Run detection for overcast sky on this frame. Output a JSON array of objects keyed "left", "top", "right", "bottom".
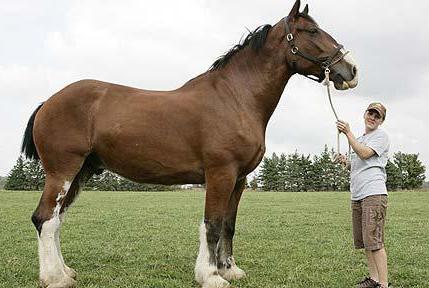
[{"left": 1, "top": 0, "right": 428, "bottom": 179}]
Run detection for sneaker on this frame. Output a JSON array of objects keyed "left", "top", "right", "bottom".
[{"left": 357, "top": 277, "right": 379, "bottom": 288}]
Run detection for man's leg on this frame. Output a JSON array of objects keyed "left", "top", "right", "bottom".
[
  {"left": 362, "top": 195, "right": 388, "bottom": 287},
  {"left": 365, "top": 249, "right": 379, "bottom": 282},
  {"left": 372, "top": 248, "right": 388, "bottom": 287}
]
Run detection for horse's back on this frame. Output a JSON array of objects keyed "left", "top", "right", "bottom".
[{"left": 33, "top": 78, "right": 263, "bottom": 183}]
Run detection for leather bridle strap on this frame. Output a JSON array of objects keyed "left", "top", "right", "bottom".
[
  {"left": 283, "top": 17, "right": 348, "bottom": 82},
  {"left": 283, "top": 17, "right": 352, "bottom": 159}
]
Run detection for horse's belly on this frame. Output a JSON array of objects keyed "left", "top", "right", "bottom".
[
  {"left": 116, "top": 160, "right": 205, "bottom": 185},
  {"left": 96, "top": 145, "right": 205, "bottom": 185},
  {"left": 130, "top": 169, "right": 205, "bottom": 185}
]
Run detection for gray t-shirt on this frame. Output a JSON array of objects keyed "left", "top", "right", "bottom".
[{"left": 350, "top": 128, "right": 390, "bottom": 201}]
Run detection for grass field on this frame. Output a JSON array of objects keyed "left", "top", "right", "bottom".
[{"left": 0, "top": 190, "right": 428, "bottom": 288}]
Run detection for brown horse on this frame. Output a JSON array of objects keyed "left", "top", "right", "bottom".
[{"left": 23, "top": 1, "right": 358, "bottom": 287}]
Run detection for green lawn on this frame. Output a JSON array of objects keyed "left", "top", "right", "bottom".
[{"left": 0, "top": 190, "right": 427, "bottom": 288}]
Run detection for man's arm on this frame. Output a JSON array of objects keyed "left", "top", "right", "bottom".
[{"left": 336, "top": 120, "right": 375, "bottom": 160}]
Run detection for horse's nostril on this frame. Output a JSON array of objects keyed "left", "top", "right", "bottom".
[{"left": 352, "top": 65, "right": 357, "bottom": 77}]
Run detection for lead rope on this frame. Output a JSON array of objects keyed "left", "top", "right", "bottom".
[{"left": 322, "top": 68, "right": 351, "bottom": 161}]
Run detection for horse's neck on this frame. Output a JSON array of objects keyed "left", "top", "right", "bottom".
[{"left": 218, "top": 49, "right": 293, "bottom": 127}]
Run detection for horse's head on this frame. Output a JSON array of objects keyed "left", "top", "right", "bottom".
[{"left": 284, "top": 0, "right": 358, "bottom": 90}]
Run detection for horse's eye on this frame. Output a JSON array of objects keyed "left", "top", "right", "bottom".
[{"left": 309, "top": 28, "right": 318, "bottom": 34}]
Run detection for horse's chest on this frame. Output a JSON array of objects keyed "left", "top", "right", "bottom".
[{"left": 240, "top": 143, "right": 265, "bottom": 175}]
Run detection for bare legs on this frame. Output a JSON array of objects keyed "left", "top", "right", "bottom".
[{"left": 366, "top": 248, "right": 388, "bottom": 287}]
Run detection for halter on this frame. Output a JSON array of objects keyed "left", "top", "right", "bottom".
[
  {"left": 283, "top": 16, "right": 349, "bottom": 83},
  {"left": 283, "top": 16, "right": 351, "bottom": 159}
]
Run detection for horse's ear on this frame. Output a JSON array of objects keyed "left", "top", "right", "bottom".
[
  {"left": 303, "top": 4, "right": 309, "bottom": 15},
  {"left": 288, "top": 0, "right": 301, "bottom": 19}
]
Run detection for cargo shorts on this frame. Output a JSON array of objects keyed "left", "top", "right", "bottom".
[{"left": 351, "top": 194, "right": 388, "bottom": 251}]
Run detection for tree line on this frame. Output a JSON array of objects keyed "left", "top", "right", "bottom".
[
  {"left": 3, "top": 146, "right": 426, "bottom": 192},
  {"left": 4, "top": 156, "right": 174, "bottom": 191},
  {"left": 251, "top": 146, "right": 426, "bottom": 192}
]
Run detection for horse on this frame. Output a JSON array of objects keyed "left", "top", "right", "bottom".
[{"left": 22, "top": 1, "right": 358, "bottom": 287}]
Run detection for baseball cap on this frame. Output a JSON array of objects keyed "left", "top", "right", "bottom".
[{"left": 366, "top": 102, "right": 386, "bottom": 120}]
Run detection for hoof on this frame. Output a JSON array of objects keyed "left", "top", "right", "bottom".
[
  {"left": 218, "top": 257, "right": 246, "bottom": 281},
  {"left": 40, "top": 276, "right": 77, "bottom": 288},
  {"left": 64, "top": 266, "right": 77, "bottom": 279},
  {"left": 202, "top": 274, "right": 230, "bottom": 288},
  {"left": 220, "top": 265, "right": 246, "bottom": 281}
]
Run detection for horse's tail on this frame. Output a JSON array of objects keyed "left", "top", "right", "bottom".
[{"left": 21, "top": 103, "right": 44, "bottom": 160}]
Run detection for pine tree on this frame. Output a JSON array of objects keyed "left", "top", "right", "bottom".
[
  {"left": 312, "top": 146, "right": 349, "bottom": 191},
  {"left": 285, "top": 152, "right": 302, "bottom": 191},
  {"left": 85, "top": 170, "right": 174, "bottom": 191},
  {"left": 277, "top": 152, "right": 314, "bottom": 192},
  {"left": 313, "top": 146, "right": 334, "bottom": 191},
  {"left": 26, "top": 159, "right": 45, "bottom": 190},
  {"left": 329, "top": 147, "right": 350, "bottom": 191},
  {"left": 299, "top": 154, "right": 314, "bottom": 191},
  {"left": 5, "top": 156, "right": 28, "bottom": 190},
  {"left": 258, "top": 153, "right": 280, "bottom": 191},
  {"left": 0, "top": 176, "right": 6, "bottom": 189},
  {"left": 249, "top": 173, "right": 258, "bottom": 190},
  {"left": 276, "top": 153, "right": 288, "bottom": 191}
]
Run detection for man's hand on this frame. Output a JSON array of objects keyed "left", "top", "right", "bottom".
[
  {"left": 334, "top": 153, "right": 347, "bottom": 165},
  {"left": 334, "top": 153, "right": 350, "bottom": 170},
  {"left": 336, "top": 120, "right": 351, "bottom": 135}
]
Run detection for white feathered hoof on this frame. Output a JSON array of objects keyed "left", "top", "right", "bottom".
[
  {"left": 40, "top": 276, "right": 77, "bottom": 288},
  {"left": 219, "top": 264, "right": 246, "bottom": 281},
  {"left": 64, "top": 266, "right": 77, "bottom": 279},
  {"left": 202, "top": 274, "right": 231, "bottom": 288}
]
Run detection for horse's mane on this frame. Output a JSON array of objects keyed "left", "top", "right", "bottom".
[{"left": 209, "top": 24, "right": 272, "bottom": 71}]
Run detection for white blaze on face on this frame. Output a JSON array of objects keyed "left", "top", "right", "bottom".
[{"left": 342, "top": 49, "right": 359, "bottom": 88}]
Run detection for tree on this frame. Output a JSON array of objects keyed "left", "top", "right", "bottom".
[
  {"left": 282, "top": 152, "right": 312, "bottom": 192},
  {"left": 5, "top": 156, "right": 28, "bottom": 190},
  {"left": 300, "top": 154, "right": 315, "bottom": 191},
  {"left": 4, "top": 156, "right": 175, "bottom": 192},
  {"left": 0, "top": 176, "right": 7, "bottom": 189},
  {"left": 393, "top": 152, "right": 426, "bottom": 189},
  {"left": 385, "top": 159, "right": 401, "bottom": 190},
  {"left": 85, "top": 170, "right": 174, "bottom": 191},
  {"left": 276, "top": 153, "right": 288, "bottom": 191},
  {"left": 26, "top": 159, "right": 45, "bottom": 190},
  {"left": 258, "top": 153, "right": 280, "bottom": 191},
  {"left": 312, "top": 146, "right": 349, "bottom": 191},
  {"left": 86, "top": 171, "right": 123, "bottom": 191},
  {"left": 248, "top": 173, "right": 258, "bottom": 190},
  {"left": 257, "top": 147, "right": 351, "bottom": 192},
  {"left": 312, "top": 146, "right": 333, "bottom": 191}
]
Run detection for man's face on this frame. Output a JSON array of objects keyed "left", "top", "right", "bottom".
[{"left": 364, "top": 109, "right": 383, "bottom": 131}]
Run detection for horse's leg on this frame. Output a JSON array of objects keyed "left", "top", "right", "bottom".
[
  {"left": 31, "top": 155, "right": 87, "bottom": 288},
  {"left": 195, "top": 167, "right": 237, "bottom": 288},
  {"left": 55, "top": 178, "right": 80, "bottom": 281},
  {"left": 32, "top": 175, "right": 77, "bottom": 288},
  {"left": 217, "top": 178, "right": 246, "bottom": 281},
  {"left": 54, "top": 161, "right": 97, "bottom": 281}
]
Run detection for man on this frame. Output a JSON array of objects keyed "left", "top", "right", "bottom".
[{"left": 336, "top": 102, "right": 390, "bottom": 288}]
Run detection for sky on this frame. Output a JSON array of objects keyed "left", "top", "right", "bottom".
[{"left": 1, "top": 0, "right": 428, "bottom": 178}]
